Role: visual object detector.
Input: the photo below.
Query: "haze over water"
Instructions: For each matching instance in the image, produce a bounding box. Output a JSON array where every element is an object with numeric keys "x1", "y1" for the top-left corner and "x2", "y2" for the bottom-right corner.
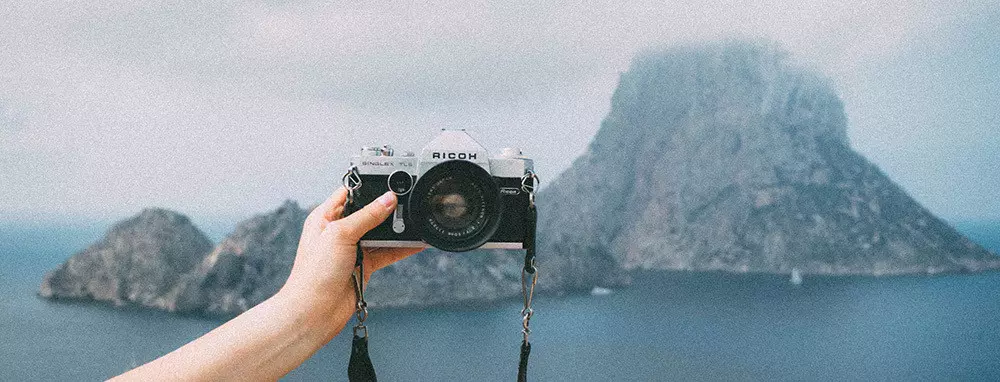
[{"x1": 2, "y1": 222, "x2": 999, "y2": 381}]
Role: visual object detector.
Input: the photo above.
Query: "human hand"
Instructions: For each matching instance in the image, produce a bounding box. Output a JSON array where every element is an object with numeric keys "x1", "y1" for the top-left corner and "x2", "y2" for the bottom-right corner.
[
  {"x1": 280, "y1": 187, "x2": 422, "y2": 334},
  {"x1": 113, "y1": 188, "x2": 423, "y2": 381}
]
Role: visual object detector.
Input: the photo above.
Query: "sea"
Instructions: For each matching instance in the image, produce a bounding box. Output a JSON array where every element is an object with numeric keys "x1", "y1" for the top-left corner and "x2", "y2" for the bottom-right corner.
[{"x1": 2, "y1": 221, "x2": 1000, "y2": 381}]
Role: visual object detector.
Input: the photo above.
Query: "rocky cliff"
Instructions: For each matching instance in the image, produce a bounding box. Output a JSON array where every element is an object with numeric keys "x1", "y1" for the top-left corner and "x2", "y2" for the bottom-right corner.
[
  {"x1": 538, "y1": 41, "x2": 999, "y2": 274},
  {"x1": 39, "y1": 209, "x2": 214, "y2": 308},
  {"x1": 170, "y1": 201, "x2": 307, "y2": 315}
]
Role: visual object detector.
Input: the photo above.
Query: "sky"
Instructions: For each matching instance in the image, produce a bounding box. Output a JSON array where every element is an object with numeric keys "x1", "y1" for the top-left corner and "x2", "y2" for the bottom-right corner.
[{"x1": 1, "y1": 0, "x2": 998, "y2": 227}]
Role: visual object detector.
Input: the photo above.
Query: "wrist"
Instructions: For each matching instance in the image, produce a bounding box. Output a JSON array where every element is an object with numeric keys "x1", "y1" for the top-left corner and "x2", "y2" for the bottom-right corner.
[{"x1": 274, "y1": 284, "x2": 354, "y2": 340}]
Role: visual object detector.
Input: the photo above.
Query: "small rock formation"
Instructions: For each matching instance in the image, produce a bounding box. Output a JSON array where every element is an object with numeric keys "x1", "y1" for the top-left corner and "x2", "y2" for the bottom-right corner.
[
  {"x1": 171, "y1": 200, "x2": 307, "y2": 315},
  {"x1": 39, "y1": 209, "x2": 213, "y2": 309},
  {"x1": 538, "y1": 40, "x2": 999, "y2": 275}
]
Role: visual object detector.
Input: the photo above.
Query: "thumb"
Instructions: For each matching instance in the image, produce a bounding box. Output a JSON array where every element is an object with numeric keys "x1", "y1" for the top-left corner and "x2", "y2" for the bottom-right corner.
[{"x1": 334, "y1": 191, "x2": 397, "y2": 242}]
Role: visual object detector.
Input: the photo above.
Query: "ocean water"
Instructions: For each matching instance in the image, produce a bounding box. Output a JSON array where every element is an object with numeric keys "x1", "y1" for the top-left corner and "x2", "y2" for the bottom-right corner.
[{"x1": 2, "y1": 222, "x2": 1000, "y2": 381}]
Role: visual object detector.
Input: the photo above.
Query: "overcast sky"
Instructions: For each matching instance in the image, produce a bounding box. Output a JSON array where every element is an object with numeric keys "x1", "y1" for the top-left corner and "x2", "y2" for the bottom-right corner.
[{"x1": 1, "y1": 0, "x2": 998, "y2": 226}]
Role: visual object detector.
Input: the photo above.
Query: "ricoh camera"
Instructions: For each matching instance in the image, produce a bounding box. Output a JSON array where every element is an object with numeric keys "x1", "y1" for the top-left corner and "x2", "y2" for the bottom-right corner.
[{"x1": 343, "y1": 129, "x2": 537, "y2": 252}]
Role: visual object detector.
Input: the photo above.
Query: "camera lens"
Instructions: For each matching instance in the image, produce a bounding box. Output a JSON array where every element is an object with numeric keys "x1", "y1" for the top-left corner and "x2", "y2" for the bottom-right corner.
[
  {"x1": 427, "y1": 176, "x2": 484, "y2": 231},
  {"x1": 409, "y1": 160, "x2": 501, "y2": 252}
]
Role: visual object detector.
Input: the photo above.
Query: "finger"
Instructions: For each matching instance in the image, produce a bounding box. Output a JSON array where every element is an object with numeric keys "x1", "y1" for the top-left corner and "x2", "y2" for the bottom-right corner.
[
  {"x1": 304, "y1": 187, "x2": 348, "y2": 235},
  {"x1": 322, "y1": 187, "x2": 349, "y2": 222},
  {"x1": 325, "y1": 201, "x2": 346, "y2": 222},
  {"x1": 334, "y1": 191, "x2": 397, "y2": 242},
  {"x1": 364, "y1": 247, "x2": 424, "y2": 273}
]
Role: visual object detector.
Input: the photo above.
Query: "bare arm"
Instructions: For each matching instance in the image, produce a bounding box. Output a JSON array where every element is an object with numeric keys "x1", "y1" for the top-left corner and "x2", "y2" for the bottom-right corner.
[{"x1": 112, "y1": 188, "x2": 420, "y2": 381}]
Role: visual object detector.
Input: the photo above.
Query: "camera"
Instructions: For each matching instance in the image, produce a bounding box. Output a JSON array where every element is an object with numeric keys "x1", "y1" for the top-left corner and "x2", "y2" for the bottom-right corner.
[{"x1": 344, "y1": 129, "x2": 536, "y2": 252}]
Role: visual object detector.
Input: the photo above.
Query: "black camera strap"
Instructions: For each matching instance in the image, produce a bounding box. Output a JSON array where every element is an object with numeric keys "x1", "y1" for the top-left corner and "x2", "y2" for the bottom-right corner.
[
  {"x1": 341, "y1": 168, "x2": 540, "y2": 382},
  {"x1": 518, "y1": 206, "x2": 537, "y2": 382},
  {"x1": 518, "y1": 171, "x2": 539, "y2": 382},
  {"x1": 344, "y1": 168, "x2": 376, "y2": 382},
  {"x1": 348, "y1": 238, "x2": 376, "y2": 382}
]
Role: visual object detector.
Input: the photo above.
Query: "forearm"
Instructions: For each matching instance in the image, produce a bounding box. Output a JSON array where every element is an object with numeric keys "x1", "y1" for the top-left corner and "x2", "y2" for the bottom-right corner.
[
  {"x1": 111, "y1": 189, "x2": 410, "y2": 381},
  {"x1": 112, "y1": 289, "x2": 353, "y2": 381}
]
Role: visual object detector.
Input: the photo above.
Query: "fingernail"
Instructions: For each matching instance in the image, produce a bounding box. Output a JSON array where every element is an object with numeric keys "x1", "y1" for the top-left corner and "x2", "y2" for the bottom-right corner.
[{"x1": 376, "y1": 191, "x2": 396, "y2": 209}]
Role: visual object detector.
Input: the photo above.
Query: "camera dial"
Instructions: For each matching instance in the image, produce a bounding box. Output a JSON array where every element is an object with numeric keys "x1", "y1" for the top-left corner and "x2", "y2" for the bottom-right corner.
[{"x1": 387, "y1": 170, "x2": 413, "y2": 195}]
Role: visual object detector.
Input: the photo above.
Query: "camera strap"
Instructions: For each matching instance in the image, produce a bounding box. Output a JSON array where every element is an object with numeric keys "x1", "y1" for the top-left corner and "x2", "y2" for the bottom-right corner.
[
  {"x1": 344, "y1": 169, "x2": 377, "y2": 382},
  {"x1": 518, "y1": 206, "x2": 537, "y2": 382},
  {"x1": 519, "y1": 171, "x2": 539, "y2": 382},
  {"x1": 348, "y1": 240, "x2": 375, "y2": 382}
]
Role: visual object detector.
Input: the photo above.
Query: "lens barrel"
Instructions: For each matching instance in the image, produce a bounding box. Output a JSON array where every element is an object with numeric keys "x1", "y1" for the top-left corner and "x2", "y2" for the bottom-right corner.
[{"x1": 409, "y1": 160, "x2": 501, "y2": 252}]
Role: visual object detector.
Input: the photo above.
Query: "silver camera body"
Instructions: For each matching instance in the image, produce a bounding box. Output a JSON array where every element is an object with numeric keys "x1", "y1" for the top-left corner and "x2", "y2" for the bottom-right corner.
[{"x1": 346, "y1": 129, "x2": 535, "y2": 252}]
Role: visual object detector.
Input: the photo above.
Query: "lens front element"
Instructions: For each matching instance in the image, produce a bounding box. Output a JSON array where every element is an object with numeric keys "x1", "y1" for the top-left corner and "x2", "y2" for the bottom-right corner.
[{"x1": 427, "y1": 176, "x2": 486, "y2": 234}]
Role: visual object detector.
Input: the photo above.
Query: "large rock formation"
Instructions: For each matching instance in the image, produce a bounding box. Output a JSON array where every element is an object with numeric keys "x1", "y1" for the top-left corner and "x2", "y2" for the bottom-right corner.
[
  {"x1": 39, "y1": 209, "x2": 213, "y2": 308},
  {"x1": 539, "y1": 41, "x2": 999, "y2": 275}
]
